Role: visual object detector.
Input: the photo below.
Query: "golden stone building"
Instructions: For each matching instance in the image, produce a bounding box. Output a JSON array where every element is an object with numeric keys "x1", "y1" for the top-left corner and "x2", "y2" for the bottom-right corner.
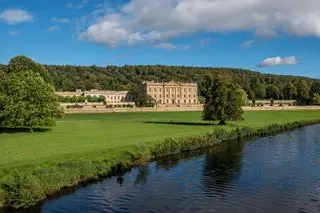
[{"x1": 141, "y1": 81, "x2": 199, "y2": 105}]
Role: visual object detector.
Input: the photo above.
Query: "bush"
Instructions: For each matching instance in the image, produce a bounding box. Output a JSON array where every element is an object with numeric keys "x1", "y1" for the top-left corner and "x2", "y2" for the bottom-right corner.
[{"x1": 2, "y1": 172, "x2": 45, "y2": 209}]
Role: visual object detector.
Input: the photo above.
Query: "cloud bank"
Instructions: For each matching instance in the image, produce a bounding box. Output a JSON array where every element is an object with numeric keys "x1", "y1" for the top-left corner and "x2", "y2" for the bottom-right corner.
[
  {"x1": 258, "y1": 56, "x2": 298, "y2": 67},
  {"x1": 0, "y1": 9, "x2": 33, "y2": 25},
  {"x1": 79, "y1": 0, "x2": 320, "y2": 48}
]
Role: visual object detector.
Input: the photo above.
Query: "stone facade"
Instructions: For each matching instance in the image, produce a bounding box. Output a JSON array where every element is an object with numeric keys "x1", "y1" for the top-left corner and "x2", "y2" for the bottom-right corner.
[
  {"x1": 56, "y1": 89, "x2": 136, "y2": 104},
  {"x1": 141, "y1": 81, "x2": 199, "y2": 106},
  {"x1": 56, "y1": 81, "x2": 199, "y2": 106},
  {"x1": 84, "y1": 90, "x2": 135, "y2": 103}
]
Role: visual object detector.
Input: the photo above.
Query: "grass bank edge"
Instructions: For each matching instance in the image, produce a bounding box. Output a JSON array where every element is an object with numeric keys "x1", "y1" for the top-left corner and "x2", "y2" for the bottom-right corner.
[{"x1": 1, "y1": 119, "x2": 320, "y2": 209}]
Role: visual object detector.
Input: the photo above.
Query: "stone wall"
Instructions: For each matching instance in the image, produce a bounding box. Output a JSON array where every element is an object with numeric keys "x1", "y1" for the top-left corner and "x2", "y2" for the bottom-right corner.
[{"x1": 64, "y1": 105, "x2": 320, "y2": 114}]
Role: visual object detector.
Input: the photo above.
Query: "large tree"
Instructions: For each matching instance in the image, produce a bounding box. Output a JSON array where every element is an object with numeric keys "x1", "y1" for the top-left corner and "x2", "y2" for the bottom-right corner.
[
  {"x1": 283, "y1": 82, "x2": 298, "y2": 100},
  {"x1": 8, "y1": 55, "x2": 52, "y2": 83},
  {"x1": 296, "y1": 80, "x2": 310, "y2": 105},
  {"x1": 0, "y1": 56, "x2": 63, "y2": 132},
  {"x1": 202, "y1": 75, "x2": 244, "y2": 125}
]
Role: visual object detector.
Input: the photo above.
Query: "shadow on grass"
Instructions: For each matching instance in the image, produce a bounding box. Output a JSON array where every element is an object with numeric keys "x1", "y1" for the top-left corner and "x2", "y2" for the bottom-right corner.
[
  {"x1": 0, "y1": 127, "x2": 51, "y2": 134},
  {"x1": 143, "y1": 121, "x2": 218, "y2": 126}
]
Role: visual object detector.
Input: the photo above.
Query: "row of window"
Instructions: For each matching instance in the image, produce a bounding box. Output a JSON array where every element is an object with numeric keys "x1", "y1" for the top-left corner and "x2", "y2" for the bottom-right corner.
[
  {"x1": 149, "y1": 87, "x2": 196, "y2": 93},
  {"x1": 153, "y1": 94, "x2": 196, "y2": 99},
  {"x1": 158, "y1": 99, "x2": 197, "y2": 104}
]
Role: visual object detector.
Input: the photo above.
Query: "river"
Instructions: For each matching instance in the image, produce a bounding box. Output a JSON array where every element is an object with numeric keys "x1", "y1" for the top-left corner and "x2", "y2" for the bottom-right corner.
[{"x1": 4, "y1": 125, "x2": 320, "y2": 213}]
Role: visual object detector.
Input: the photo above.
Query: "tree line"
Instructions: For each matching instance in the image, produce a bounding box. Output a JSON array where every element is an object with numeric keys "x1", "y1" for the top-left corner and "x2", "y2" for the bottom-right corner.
[{"x1": 1, "y1": 58, "x2": 320, "y2": 105}]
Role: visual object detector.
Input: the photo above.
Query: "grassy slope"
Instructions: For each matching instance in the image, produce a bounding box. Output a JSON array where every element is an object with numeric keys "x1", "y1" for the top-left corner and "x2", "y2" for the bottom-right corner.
[{"x1": 1, "y1": 110, "x2": 320, "y2": 170}]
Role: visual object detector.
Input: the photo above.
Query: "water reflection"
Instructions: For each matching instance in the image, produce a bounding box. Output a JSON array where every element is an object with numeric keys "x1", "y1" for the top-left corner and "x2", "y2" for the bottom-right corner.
[{"x1": 202, "y1": 139, "x2": 244, "y2": 196}]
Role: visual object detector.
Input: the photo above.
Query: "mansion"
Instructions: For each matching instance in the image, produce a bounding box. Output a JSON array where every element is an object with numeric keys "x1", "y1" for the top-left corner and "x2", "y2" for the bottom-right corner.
[
  {"x1": 56, "y1": 81, "x2": 199, "y2": 106},
  {"x1": 142, "y1": 81, "x2": 199, "y2": 105}
]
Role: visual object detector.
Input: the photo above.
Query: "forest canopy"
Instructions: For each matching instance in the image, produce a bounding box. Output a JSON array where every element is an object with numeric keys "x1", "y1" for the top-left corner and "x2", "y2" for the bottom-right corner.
[{"x1": 0, "y1": 63, "x2": 319, "y2": 101}]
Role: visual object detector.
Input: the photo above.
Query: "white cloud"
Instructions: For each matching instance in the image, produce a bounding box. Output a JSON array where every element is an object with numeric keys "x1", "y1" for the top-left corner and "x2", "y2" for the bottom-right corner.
[
  {"x1": 0, "y1": 9, "x2": 33, "y2": 25},
  {"x1": 154, "y1": 42, "x2": 177, "y2": 50},
  {"x1": 79, "y1": 0, "x2": 320, "y2": 48},
  {"x1": 258, "y1": 56, "x2": 298, "y2": 67},
  {"x1": 241, "y1": 40, "x2": 255, "y2": 47},
  {"x1": 66, "y1": 0, "x2": 89, "y2": 9},
  {"x1": 48, "y1": 26, "x2": 60, "y2": 32},
  {"x1": 51, "y1": 17, "x2": 71, "y2": 24},
  {"x1": 8, "y1": 30, "x2": 20, "y2": 36}
]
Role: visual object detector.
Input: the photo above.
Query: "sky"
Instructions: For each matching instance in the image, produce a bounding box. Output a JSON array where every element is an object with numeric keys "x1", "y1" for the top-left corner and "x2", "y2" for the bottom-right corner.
[{"x1": 1, "y1": 0, "x2": 320, "y2": 78}]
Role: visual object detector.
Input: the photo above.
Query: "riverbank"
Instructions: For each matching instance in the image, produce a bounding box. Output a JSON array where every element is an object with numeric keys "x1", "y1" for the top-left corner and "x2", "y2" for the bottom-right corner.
[{"x1": 1, "y1": 111, "x2": 320, "y2": 209}]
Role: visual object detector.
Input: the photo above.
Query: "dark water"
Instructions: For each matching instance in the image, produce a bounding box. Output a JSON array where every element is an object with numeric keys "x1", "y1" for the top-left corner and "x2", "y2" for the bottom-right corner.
[{"x1": 5, "y1": 125, "x2": 320, "y2": 213}]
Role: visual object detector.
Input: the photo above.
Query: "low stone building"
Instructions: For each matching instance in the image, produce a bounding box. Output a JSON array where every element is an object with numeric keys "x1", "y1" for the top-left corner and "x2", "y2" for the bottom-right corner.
[
  {"x1": 141, "y1": 81, "x2": 199, "y2": 106},
  {"x1": 56, "y1": 89, "x2": 136, "y2": 104}
]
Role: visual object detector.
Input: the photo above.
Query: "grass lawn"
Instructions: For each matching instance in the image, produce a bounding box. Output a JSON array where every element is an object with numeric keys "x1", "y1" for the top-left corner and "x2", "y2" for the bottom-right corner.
[{"x1": 1, "y1": 110, "x2": 320, "y2": 170}]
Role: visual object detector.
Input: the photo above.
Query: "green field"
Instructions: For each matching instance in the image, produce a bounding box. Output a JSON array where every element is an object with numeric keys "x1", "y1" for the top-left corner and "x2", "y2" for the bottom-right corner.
[
  {"x1": 1, "y1": 110, "x2": 320, "y2": 208},
  {"x1": 1, "y1": 110, "x2": 320, "y2": 170}
]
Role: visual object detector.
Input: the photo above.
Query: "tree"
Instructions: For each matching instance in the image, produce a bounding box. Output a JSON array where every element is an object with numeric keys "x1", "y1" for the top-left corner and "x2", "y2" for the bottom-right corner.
[
  {"x1": 0, "y1": 71, "x2": 63, "y2": 132},
  {"x1": 254, "y1": 84, "x2": 266, "y2": 99},
  {"x1": 312, "y1": 93, "x2": 320, "y2": 105},
  {"x1": 296, "y1": 80, "x2": 310, "y2": 105},
  {"x1": 202, "y1": 76, "x2": 244, "y2": 125},
  {"x1": 8, "y1": 56, "x2": 52, "y2": 83},
  {"x1": 266, "y1": 84, "x2": 280, "y2": 100},
  {"x1": 310, "y1": 82, "x2": 320, "y2": 95},
  {"x1": 283, "y1": 83, "x2": 297, "y2": 100},
  {"x1": 135, "y1": 92, "x2": 155, "y2": 107},
  {"x1": 247, "y1": 89, "x2": 255, "y2": 100},
  {"x1": 310, "y1": 82, "x2": 320, "y2": 102}
]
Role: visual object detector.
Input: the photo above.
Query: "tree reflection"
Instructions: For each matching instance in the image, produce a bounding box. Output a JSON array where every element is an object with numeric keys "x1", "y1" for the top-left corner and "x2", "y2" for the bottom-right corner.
[
  {"x1": 202, "y1": 139, "x2": 244, "y2": 196},
  {"x1": 134, "y1": 164, "x2": 150, "y2": 185}
]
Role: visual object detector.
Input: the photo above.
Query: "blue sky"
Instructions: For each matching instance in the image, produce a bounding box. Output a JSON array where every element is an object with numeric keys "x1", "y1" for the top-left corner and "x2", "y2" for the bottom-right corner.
[{"x1": 1, "y1": 0, "x2": 320, "y2": 78}]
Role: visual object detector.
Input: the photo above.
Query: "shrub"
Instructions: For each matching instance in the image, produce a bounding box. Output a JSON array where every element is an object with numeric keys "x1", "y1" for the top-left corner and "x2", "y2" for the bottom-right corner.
[{"x1": 2, "y1": 172, "x2": 45, "y2": 209}]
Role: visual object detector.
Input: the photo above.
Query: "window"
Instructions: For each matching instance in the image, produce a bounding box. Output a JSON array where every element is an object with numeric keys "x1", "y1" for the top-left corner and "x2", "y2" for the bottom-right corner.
[
  {"x1": 184, "y1": 99, "x2": 186, "y2": 103},
  {"x1": 111, "y1": 96, "x2": 113, "y2": 99},
  {"x1": 118, "y1": 96, "x2": 120, "y2": 99},
  {"x1": 167, "y1": 99, "x2": 169, "y2": 103},
  {"x1": 154, "y1": 94, "x2": 157, "y2": 98},
  {"x1": 160, "y1": 88, "x2": 162, "y2": 92},
  {"x1": 189, "y1": 99, "x2": 191, "y2": 103},
  {"x1": 178, "y1": 94, "x2": 180, "y2": 98},
  {"x1": 159, "y1": 94, "x2": 162, "y2": 98},
  {"x1": 149, "y1": 88, "x2": 151, "y2": 93},
  {"x1": 189, "y1": 88, "x2": 191, "y2": 92},
  {"x1": 166, "y1": 94, "x2": 169, "y2": 98},
  {"x1": 189, "y1": 95, "x2": 191, "y2": 98},
  {"x1": 184, "y1": 88, "x2": 186, "y2": 92},
  {"x1": 172, "y1": 94, "x2": 174, "y2": 98},
  {"x1": 194, "y1": 94, "x2": 196, "y2": 98},
  {"x1": 184, "y1": 94, "x2": 186, "y2": 98},
  {"x1": 154, "y1": 88, "x2": 157, "y2": 92}
]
